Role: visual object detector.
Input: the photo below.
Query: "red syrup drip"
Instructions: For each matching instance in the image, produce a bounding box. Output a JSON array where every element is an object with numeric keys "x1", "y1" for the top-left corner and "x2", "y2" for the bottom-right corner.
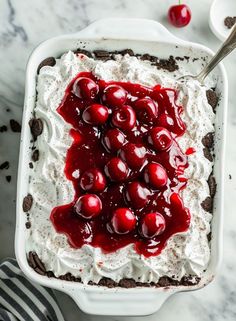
[
  {"x1": 185, "y1": 147, "x2": 196, "y2": 155},
  {"x1": 50, "y1": 72, "x2": 191, "y2": 257}
]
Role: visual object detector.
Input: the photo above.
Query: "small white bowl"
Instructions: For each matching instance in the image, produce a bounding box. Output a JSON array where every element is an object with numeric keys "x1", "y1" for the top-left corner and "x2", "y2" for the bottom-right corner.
[{"x1": 210, "y1": 0, "x2": 236, "y2": 41}]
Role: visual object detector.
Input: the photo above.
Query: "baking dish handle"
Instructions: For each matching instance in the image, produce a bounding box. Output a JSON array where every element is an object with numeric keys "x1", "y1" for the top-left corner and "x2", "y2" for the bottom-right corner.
[
  {"x1": 75, "y1": 18, "x2": 182, "y2": 44},
  {"x1": 66, "y1": 287, "x2": 175, "y2": 316}
]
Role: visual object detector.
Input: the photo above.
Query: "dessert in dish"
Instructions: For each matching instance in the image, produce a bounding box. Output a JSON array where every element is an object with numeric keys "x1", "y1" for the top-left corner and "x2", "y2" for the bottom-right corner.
[{"x1": 25, "y1": 49, "x2": 217, "y2": 287}]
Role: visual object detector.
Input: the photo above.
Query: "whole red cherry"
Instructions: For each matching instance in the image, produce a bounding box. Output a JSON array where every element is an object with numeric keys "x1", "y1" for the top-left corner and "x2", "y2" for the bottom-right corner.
[
  {"x1": 119, "y1": 143, "x2": 146, "y2": 169},
  {"x1": 133, "y1": 98, "x2": 158, "y2": 124},
  {"x1": 103, "y1": 128, "x2": 126, "y2": 152},
  {"x1": 75, "y1": 194, "x2": 102, "y2": 219},
  {"x1": 82, "y1": 104, "x2": 109, "y2": 125},
  {"x1": 143, "y1": 162, "x2": 168, "y2": 189},
  {"x1": 125, "y1": 181, "x2": 151, "y2": 209},
  {"x1": 140, "y1": 212, "x2": 166, "y2": 238},
  {"x1": 73, "y1": 77, "x2": 99, "y2": 100},
  {"x1": 168, "y1": 2, "x2": 191, "y2": 28},
  {"x1": 102, "y1": 85, "x2": 127, "y2": 107},
  {"x1": 148, "y1": 127, "x2": 173, "y2": 151},
  {"x1": 80, "y1": 168, "x2": 106, "y2": 192},
  {"x1": 104, "y1": 157, "x2": 129, "y2": 182},
  {"x1": 112, "y1": 105, "x2": 136, "y2": 130},
  {"x1": 111, "y1": 208, "x2": 136, "y2": 234}
]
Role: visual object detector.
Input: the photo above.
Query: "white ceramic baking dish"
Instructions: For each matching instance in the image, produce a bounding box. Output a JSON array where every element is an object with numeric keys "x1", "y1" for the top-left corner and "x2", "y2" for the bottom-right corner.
[{"x1": 15, "y1": 18, "x2": 227, "y2": 316}]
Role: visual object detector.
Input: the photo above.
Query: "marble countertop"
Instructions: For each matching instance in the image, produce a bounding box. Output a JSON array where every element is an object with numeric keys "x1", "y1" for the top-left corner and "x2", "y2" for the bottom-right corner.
[{"x1": 0, "y1": 0, "x2": 235, "y2": 320}]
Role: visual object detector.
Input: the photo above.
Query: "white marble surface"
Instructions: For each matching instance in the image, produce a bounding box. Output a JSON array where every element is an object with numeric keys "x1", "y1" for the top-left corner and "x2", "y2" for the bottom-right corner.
[{"x1": 0, "y1": 0, "x2": 236, "y2": 320}]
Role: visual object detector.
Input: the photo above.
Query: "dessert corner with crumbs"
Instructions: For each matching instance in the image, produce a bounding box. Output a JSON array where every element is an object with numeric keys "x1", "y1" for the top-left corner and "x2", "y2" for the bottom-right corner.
[{"x1": 24, "y1": 49, "x2": 218, "y2": 288}]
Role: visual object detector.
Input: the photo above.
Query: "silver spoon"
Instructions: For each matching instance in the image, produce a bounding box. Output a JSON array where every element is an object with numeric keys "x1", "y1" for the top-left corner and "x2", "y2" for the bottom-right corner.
[{"x1": 179, "y1": 23, "x2": 236, "y2": 83}]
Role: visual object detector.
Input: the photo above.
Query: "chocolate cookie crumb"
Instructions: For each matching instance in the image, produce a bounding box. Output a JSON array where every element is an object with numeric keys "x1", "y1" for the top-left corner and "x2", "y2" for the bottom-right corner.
[
  {"x1": 180, "y1": 276, "x2": 200, "y2": 286},
  {"x1": 224, "y1": 16, "x2": 236, "y2": 29},
  {"x1": 203, "y1": 148, "x2": 213, "y2": 162},
  {"x1": 23, "y1": 194, "x2": 33, "y2": 212},
  {"x1": 46, "y1": 271, "x2": 55, "y2": 278},
  {"x1": 156, "y1": 56, "x2": 179, "y2": 72},
  {"x1": 118, "y1": 49, "x2": 134, "y2": 56},
  {"x1": 98, "y1": 277, "x2": 117, "y2": 288},
  {"x1": 119, "y1": 278, "x2": 137, "y2": 288},
  {"x1": 34, "y1": 267, "x2": 46, "y2": 276},
  {"x1": 202, "y1": 132, "x2": 214, "y2": 148},
  {"x1": 207, "y1": 232, "x2": 212, "y2": 242},
  {"x1": 206, "y1": 89, "x2": 218, "y2": 110},
  {"x1": 37, "y1": 57, "x2": 56, "y2": 74},
  {"x1": 93, "y1": 50, "x2": 110, "y2": 61},
  {"x1": 6, "y1": 175, "x2": 11, "y2": 182},
  {"x1": 175, "y1": 56, "x2": 184, "y2": 61},
  {"x1": 0, "y1": 125, "x2": 7, "y2": 132},
  {"x1": 158, "y1": 276, "x2": 173, "y2": 287},
  {"x1": 32, "y1": 149, "x2": 39, "y2": 162},
  {"x1": 29, "y1": 162, "x2": 33, "y2": 169},
  {"x1": 28, "y1": 252, "x2": 37, "y2": 269},
  {"x1": 208, "y1": 175, "x2": 217, "y2": 197},
  {"x1": 201, "y1": 197, "x2": 213, "y2": 213},
  {"x1": 10, "y1": 119, "x2": 21, "y2": 132},
  {"x1": 29, "y1": 118, "x2": 43, "y2": 140},
  {"x1": 25, "y1": 221, "x2": 31, "y2": 229},
  {"x1": 229, "y1": 174, "x2": 232, "y2": 180},
  {"x1": 0, "y1": 161, "x2": 10, "y2": 170},
  {"x1": 74, "y1": 48, "x2": 93, "y2": 57},
  {"x1": 33, "y1": 253, "x2": 46, "y2": 272}
]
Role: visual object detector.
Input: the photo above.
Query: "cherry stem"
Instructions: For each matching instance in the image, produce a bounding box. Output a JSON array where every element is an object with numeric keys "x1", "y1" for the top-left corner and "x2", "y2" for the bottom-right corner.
[{"x1": 178, "y1": 0, "x2": 181, "y2": 4}]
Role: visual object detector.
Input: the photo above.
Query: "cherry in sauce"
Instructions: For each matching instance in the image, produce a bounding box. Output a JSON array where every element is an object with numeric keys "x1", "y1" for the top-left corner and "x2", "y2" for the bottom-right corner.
[{"x1": 50, "y1": 72, "x2": 191, "y2": 257}]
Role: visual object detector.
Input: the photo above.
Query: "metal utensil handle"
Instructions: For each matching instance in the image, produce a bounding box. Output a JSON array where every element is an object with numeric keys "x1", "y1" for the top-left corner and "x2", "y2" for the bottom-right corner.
[{"x1": 197, "y1": 24, "x2": 236, "y2": 83}]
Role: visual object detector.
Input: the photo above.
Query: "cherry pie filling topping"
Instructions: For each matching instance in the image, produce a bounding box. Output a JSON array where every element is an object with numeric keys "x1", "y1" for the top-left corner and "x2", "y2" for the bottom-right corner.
[{"x1": 50, "y1": 72, "x2": 191, "y2": 257}]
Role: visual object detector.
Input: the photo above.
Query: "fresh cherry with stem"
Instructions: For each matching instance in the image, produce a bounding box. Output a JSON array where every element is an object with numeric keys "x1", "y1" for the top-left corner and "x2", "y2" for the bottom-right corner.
[{"x1": 168, "y1": 0, "x2": 191, "y2": 28}]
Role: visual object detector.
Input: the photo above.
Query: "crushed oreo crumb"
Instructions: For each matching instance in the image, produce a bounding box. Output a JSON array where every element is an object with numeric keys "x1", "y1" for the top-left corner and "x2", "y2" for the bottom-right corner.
[
  {"x1": 181, "y1": 276, "x2": 200, "y2": 286},
  {"x1": 10, "y1": 119, "x2": 21, "y2": 132},
  {"x1": 229, "y1": 174, "x2": 232, "y2": 180},
  {"x1": 98, "y1": 277, "x2": 117, "y2": 288},
  {"x1": 74, "y1": 48, "x2": 93, "y2": 57},
  {"x1": 118, "y1": 49, "x2": 134, "y2": 56},
  {"x1": 93, "y1": 50, "x2": 110, "y2": 61},
  {"x1": 224, "y1": 16, "x2": 236, "y2": 29},
  {"x1": 156, "y1": 56, "x2": 179, "y2": 72},
  {"x1": 207, "y1": 232, "x2": 212, "y2": 242},
  {"x1": 25, "y1": 221, "x2": 31, "y2": 229},
  {"x1": 37, "y1": 57, "x2": 56, "y2": 74},
  {"x1": 118, "y1": 278, "x2": 137, "y2": 288},
  {"x1": 202, "y1": 132, "x2": 214, "y2": 148},
  {"x1": 29, "y1": 118, "x2": 43, "y2": 140},
  {"x1": 0, "y1": 125, "x2": 7, "y2": 132},
  {"x1": 32, "y1": 149, "x2": 39, "y2": 162},
  {"x1": 23, "y1": 194, "x2": 33, "y2": 212},
  {"x1": 201, "y1": 197, "x2": 213, "y2": 213},
  {"x1": 0, "y1": 161, "x2": 10, "y2": 170},
  {"x1": 29, "y1": 162, "x2": 33, "y2": 169},
  {"x1": 208, "y1": 175, "x2": 217, "y2": 197},
  {"x1": 203, "y1": 148, "x2": 213, "y2": 162},
  {"x1": 6, "y1": 175, "x2": 11, "y2": 182},
  {"x1": 206, "y1": 89, "x2": 218, "y2": 111}
]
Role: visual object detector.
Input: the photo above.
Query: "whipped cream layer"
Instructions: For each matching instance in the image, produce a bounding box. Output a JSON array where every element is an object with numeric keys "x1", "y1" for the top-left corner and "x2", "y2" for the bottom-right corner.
[{"x1": 27, "y1": 51, "x2": 215, "y2": 284}]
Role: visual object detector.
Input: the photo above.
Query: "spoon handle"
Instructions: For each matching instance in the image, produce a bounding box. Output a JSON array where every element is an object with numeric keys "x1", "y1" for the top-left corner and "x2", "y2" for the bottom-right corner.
[{"x1": 197, "y1": 24, "x2": 236, "y2": 83}]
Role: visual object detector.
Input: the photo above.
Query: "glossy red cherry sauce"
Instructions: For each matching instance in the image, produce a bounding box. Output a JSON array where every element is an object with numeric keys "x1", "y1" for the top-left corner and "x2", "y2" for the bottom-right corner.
[{"x1": 51, "y1": 72, "x2": 191, "y2": 257}]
